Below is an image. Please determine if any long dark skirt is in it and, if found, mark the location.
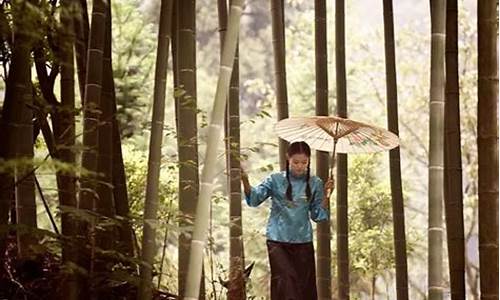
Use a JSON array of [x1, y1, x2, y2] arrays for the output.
[[266, 240, 318, 300]]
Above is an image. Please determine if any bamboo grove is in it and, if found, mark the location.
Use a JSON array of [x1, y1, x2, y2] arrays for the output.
[[0, 0, 497, 300]]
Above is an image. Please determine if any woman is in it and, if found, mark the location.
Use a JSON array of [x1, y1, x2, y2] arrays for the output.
[[241, 141, 333, 299]]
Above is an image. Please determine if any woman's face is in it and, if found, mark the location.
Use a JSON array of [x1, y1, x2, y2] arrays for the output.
[[288, 153, 309, 176]]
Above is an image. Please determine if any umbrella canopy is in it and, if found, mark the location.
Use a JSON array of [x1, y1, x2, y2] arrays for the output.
[[274, 116, 400, 154]]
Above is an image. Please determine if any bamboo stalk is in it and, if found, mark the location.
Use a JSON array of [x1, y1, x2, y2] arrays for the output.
[[183, 1, 244, 298]]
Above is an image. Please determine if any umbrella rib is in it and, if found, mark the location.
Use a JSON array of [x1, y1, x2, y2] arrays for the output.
[[294, 127, 324, 139], [276, 127, 313, 139], [316, 122, 337, 138], [359, 129, 384, 148], [339, 126, 360, 139], [317, 136, 330, 152], [275, 126, 308, 134], [358, 132, 375, 153], [279, 126, 324, 141], [359, 129, 388, 152], [276, 124, 318, 134]]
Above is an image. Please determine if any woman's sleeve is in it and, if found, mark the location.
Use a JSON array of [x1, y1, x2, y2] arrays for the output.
[[245, 174, 274, 207], [310, 177, 329, 222]]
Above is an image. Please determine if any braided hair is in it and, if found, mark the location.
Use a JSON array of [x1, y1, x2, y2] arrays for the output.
[[285, 141, 312, 201]]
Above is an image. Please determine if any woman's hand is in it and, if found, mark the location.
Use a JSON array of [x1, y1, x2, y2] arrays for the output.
[[240, 167, 249, 182], [240, 164, 251, 196], [324, 177, 335, 198], [321, 177, 335, 208]]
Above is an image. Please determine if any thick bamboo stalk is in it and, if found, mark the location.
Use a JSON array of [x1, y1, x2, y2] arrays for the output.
[[183, 1, 243, 298], [110, 10, 134, 258], [7, 0, 37, 258], [444, 0, 466, 299], [137, 0, 174, 299], [218, 0, 246, 298], [112, 94, 135, 257], [74, 0, 89, 101], [314, 0, 331, 299], [335, 0, 349, 298], [58, 0, 78, 297], [477, 0, 499, 299], [382, 1, 409, 299], [174, 0, 201, 296], [270, 0, 289, 171], [78, 0, 107, 295], [79, 0, 107, 215], [0, 5, 12, 256], [428, 1, 446, 299], [94, 2, 116, 267]]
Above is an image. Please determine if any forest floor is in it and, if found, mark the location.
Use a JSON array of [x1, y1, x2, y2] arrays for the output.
[[0, 234, 177, 300]]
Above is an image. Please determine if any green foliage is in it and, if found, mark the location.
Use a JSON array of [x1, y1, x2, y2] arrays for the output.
[[112, 0, 157, 138], [348, 155, 396, 277], [121, 144, 181, 291], [122, 144, 178, 231], [343, 154, 419, 297], [10, 0, 49, 41]]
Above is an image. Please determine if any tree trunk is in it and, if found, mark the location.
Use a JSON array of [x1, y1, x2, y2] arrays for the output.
[[226, 58, 245, 300], [78, 0, 107, 295], [371, 275, 376, 300], [382, 1, 409, 299], [0, 78, 14, 267], [335, 0, 349, 299], [92, 0, 117, 280], [108, 1, 134, 258], [0, 1, 16, 230], [0, 151, 12, 263], [270, 0, 289, 171], [137, 0, 174, 299], [7, 0, 37, 259], [218, 0, 246, 299], [74, 0, 90, 101], [112, 82, 135, 258], [314, 0, 331, 299], [57, 0, 78, 297], [0, 2, 13, 254], [477, 0, 499, 299], [174, 0, 204, 297], [428, 1, 446, 299], [444, 0, 466, 299], [0, 5, 14, 260], [183, 1, 243, 299]]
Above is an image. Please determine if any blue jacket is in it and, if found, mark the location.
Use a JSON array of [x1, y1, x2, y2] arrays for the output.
[[245, 171, 329, 243]]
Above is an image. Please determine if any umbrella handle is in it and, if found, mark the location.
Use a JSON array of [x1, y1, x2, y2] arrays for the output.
[[329, 138, 338, 180], [328, 122, 340, 181]]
